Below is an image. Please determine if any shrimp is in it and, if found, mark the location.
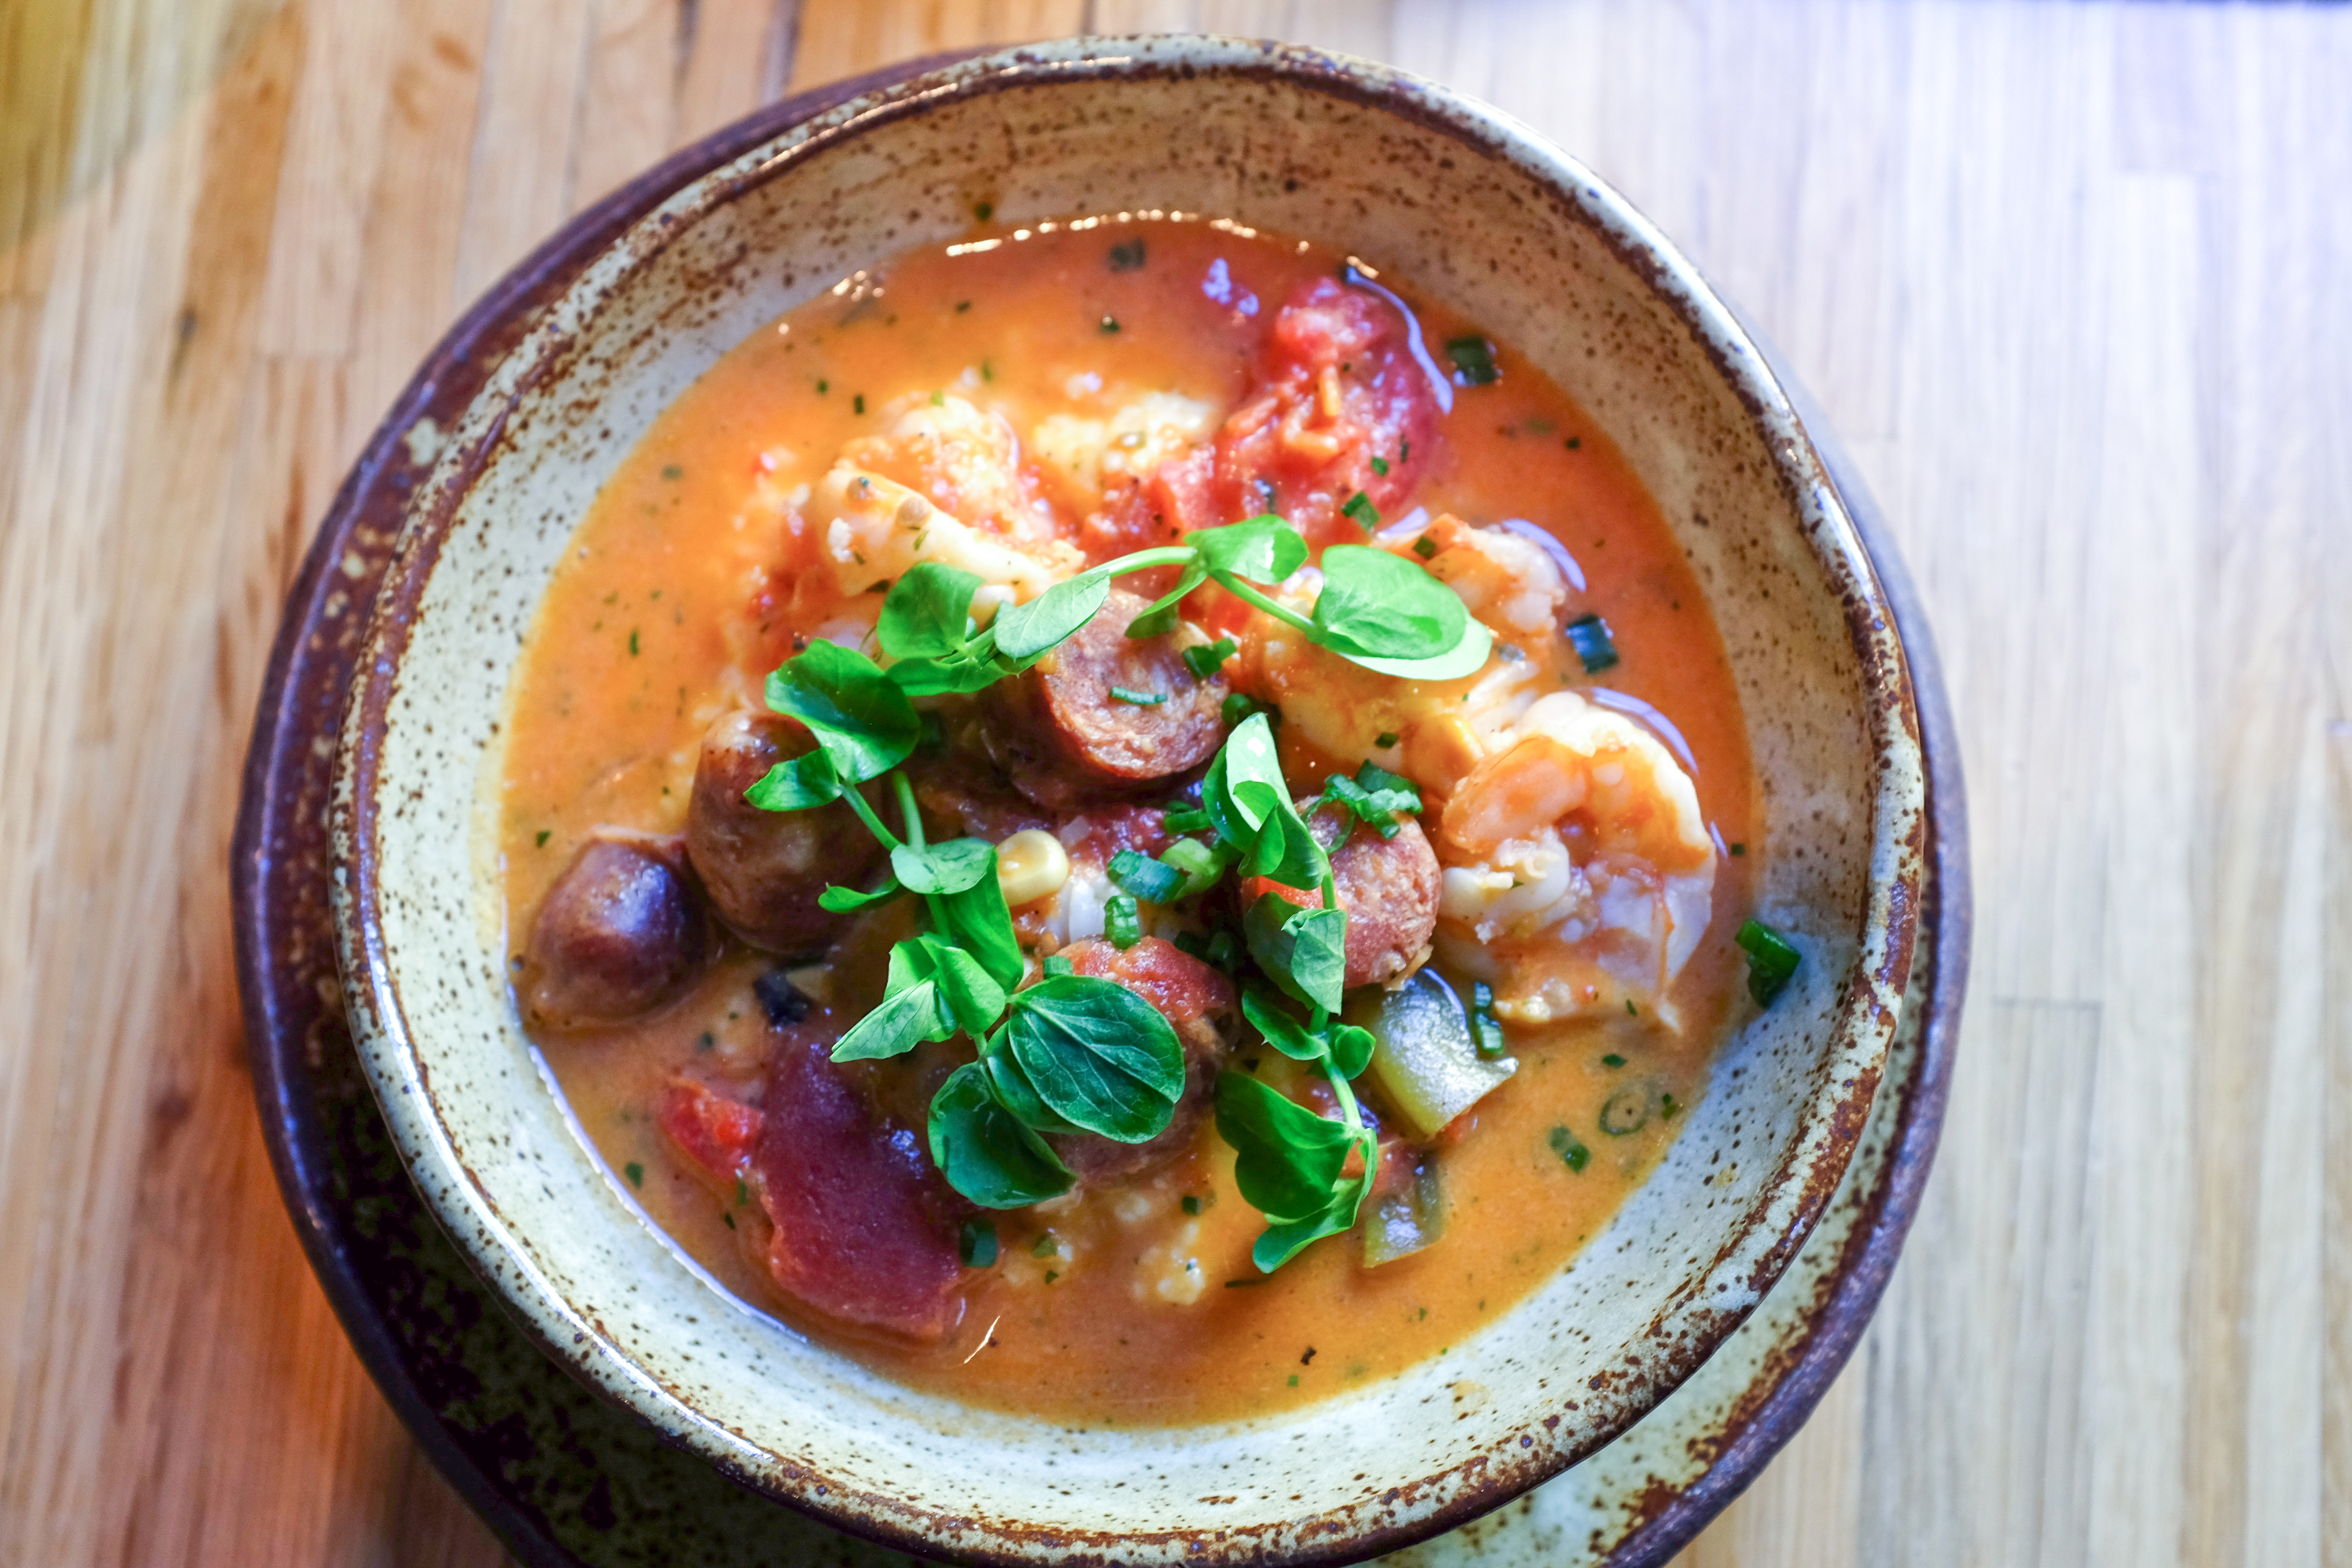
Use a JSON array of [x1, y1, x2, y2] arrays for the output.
[[1410, 514, 1568, 637], [1431, 691, 1715, 1024], [808, 394, 1082, 610], [1030, 390, 1219, 512]]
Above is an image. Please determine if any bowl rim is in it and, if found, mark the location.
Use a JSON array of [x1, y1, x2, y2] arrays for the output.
[[326, 34, 1927, 1565]]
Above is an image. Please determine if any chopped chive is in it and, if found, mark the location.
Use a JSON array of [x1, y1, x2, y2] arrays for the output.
[[1100, 314, 1121, 333], [535, 830, 551, 847], [696, 1032, 715, 1052], [734, 1177, 748, 1206], [1110, 685, 1166, 706], [1729, 842, 1747, 856], [1626, 999, 1638, 1017], [929, 389, 945, 406], [955, 300, 971, 312], [960, 1219, 999, 1267], [1375, 731, 1400, 749], [1108, 849, 1183, 904], [1566, 613, 1619, 674], [1565, 435, 1583, 450], [1469, 981, 1506, 1059], [1108, 239, 1147, 271], [1182, 637, 1237, 679], [1181, 1194, 1202, 1215], [1371, 455, 1391, 476], [975, 201, 994, 221], [1031, 1231, 1058, 1258], [1599, 1086, 1651, 1136], [1549, 1125, 1591, 1173], [1736, 919, 1802, 1005], [981, 359, 994, 382], [1288, 1374, 1300, 1386], [627, 628, 640, 656], [1601, 1052, 1626, 1068], [1445, 334, 1499, 386], [1162, 804, 1212, 833], [1411, 535, 1438, 560], [1044, 1270, 1059, 1284], [816, 378, 828, 394], [1224, 1277, 1266, 1288], [852, 393, 866, 415], [722, 1211, 735, 1229], [1341, 491, 1380, 530], [623, 1162, 644, 1188], [660, 463, 684, 480], [1661, 1093, 1681, 1121], [1104, 894, 1142, 949]]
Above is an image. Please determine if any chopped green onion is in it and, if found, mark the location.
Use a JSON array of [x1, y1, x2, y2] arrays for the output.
[[1100, 314, 1121, 333], [1661, 1093, 1681, 1120], [1223, 692, 1274, 728], [1626, 999, 1638, 1016], [1548, 1125, 1589, 1173], [1181, 1193, 1204, 1215], [959, 1219, 999, 1267], [1411, 535, 1438, 560], [1162, 804, 1213, 833], [623, 1162, 644, 1188], [1371, 455, 1391, 476], [1341, 491, 1380, 530], [1104, 894, 1142, 948], [974, 202, 994, 221], [1566, 613, 1619, 674], [1446, 334, 1499, 386], [1173, 928, 1241, 970], [535, 830, 551, 847], [1109, 849, 1184, 903], [1159, 837, 1227, 897], [1599, 1086, 1651, 1136], [1183, 637, 1237, 679], [1375, 731, 1400, 749], [1601, 1052, 1626, 1068], [1031, 1231, 1058, 1258], [1729, 842, 1747, 856], [1110, 685, 1166, 706], [853, 393, 866, 415], [1736, 918, 1802, 1005], [1469, 981, 1506, 1059], [1108, 239, 1147, 271]]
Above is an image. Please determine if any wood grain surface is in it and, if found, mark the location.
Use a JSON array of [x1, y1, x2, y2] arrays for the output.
[[1, 2, 2344, 1564]]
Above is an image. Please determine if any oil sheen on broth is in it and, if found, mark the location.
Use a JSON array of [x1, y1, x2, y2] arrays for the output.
[[497, 216, 1757, 1428]]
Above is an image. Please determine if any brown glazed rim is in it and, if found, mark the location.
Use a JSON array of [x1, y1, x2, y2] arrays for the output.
[[310, 37, 1936, 1567]]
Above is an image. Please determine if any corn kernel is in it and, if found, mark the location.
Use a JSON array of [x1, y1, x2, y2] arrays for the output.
[[996, 829, 1071, 907]]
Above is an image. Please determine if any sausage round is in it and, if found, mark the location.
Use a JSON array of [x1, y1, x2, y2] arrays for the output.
[[1323, 809, 1442, 988], [982, 589, 1227, 807], [520, 836, 707, 1028], [685, 709, 883, 953]]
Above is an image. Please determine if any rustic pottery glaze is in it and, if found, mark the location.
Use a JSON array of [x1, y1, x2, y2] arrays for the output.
[[325, 36, 1927, 1565]]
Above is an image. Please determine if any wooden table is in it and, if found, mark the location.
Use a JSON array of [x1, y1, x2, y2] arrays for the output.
[[3, 2, 2342, 1563]]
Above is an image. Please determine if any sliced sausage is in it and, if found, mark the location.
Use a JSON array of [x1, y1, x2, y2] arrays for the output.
[[1045, 937, 1236, 1188], [1241, 805, 1441, 990], [685, 709, 882, 953], [982, 589, 1227, 808], [520, 835, 707, 1029]]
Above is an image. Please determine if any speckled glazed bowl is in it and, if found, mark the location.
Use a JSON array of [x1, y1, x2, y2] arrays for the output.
[[329, 35, 1925, 1567]]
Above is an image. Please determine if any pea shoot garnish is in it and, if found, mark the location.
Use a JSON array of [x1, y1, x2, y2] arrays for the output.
[[743, 512, 1467, 1261]]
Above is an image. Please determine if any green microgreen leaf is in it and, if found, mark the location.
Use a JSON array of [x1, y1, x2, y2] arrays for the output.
[[928, 1062, 1073, 1208], [876, 561, 983, 659], [1327, 1023, 1375, 1080], [832, 977, 951, 1061], [1192, 514, 1310, 585], [1214, 1070, 1356, 1221], [981, 1046, 1078, 1135], [744, 748, 843, 811], [765, 641, 921, 785], [922, 935, 1009, 1037], [934, 865, 1025, 992], [817, 875, 901, 912], [1041, 953, 1075, 978], [1241, 983, 1323, 1063], [1108, 848, 1184, 904], [1003, 974, 1185, 1142], [1736, 918, 1802, 1005], [1243, 894, 1348, 1015], [1182, 637, 1238, 679], [1310, 545, 1468, 661], [889, 838, 995, 896], [993, 570, 1112, 661]]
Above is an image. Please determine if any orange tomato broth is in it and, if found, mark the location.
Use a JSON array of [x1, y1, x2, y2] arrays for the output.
[[496, 217, 1757, 1428]]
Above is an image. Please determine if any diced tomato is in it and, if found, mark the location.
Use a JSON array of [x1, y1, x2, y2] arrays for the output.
[[658, 1080, 765, 1184], [1082, 443, 1218, 561], [750, 1033, 966, 1342], [1211, 277, 1441, 547], [1060, 936, 1235, 1038], [1237, 874, 1321, 913]]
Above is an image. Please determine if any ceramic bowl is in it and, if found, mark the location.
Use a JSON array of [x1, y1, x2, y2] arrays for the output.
[[329, 34, 1925, 1566]]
